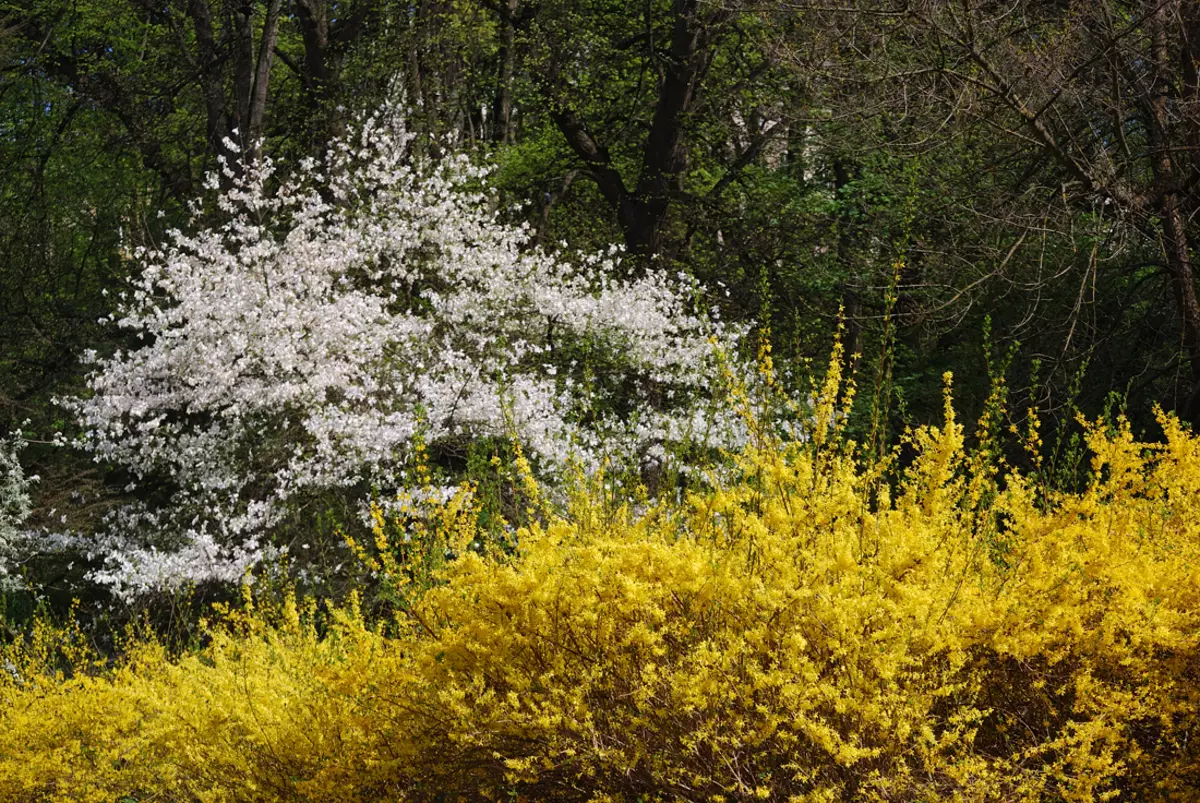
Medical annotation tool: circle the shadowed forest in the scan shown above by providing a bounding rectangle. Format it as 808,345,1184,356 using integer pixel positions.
1,1,1199,800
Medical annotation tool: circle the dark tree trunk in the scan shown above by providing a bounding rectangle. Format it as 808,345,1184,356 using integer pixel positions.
1181,0,1200,175
1160,195,1200,383
294,0,334,150
491,0,519,144
543,0,731,262
291,0,373,150
231,0,255,140
186,0,232,169
1146,0,1200,383
227,0,280,164
247,0,282,154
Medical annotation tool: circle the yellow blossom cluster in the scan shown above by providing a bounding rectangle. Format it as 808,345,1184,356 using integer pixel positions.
1,390,1198,801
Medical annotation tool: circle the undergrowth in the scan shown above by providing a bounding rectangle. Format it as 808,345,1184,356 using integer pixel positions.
1,345,1198,801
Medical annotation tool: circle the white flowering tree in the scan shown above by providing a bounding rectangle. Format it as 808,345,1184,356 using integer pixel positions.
60,110,744,596
0,432,34,590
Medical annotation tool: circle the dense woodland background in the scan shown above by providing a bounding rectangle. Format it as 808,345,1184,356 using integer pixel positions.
5,6,1200,796
3,0,1200,602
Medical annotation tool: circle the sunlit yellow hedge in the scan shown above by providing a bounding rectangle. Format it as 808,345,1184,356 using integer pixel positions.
2,386,1199,801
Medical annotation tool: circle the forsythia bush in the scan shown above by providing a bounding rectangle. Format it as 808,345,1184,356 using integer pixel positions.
1,380,1198,801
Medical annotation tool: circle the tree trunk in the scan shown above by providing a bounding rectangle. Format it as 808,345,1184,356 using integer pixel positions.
626,0,719,258
617,197,662,259
186,0,233,171
228,0,279,164
231,0,255,139
491,0,518,144
1147,0,1200,382
295,0,334,148
1160,195,1200,383
544,0,730,262
246,0,281,153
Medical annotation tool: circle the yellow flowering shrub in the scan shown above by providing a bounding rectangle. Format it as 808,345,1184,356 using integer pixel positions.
1,381,1198,801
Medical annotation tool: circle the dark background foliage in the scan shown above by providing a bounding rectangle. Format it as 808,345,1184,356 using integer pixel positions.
3,0,1199,587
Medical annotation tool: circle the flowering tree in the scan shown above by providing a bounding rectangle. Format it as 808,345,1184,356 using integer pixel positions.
60,110,743,596
0,433,34,590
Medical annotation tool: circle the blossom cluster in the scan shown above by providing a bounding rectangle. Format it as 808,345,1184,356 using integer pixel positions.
60,109,744,595
0,432,34,589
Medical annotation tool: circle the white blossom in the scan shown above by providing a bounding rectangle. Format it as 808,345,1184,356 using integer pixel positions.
59,107,747,595
0,431,35,589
